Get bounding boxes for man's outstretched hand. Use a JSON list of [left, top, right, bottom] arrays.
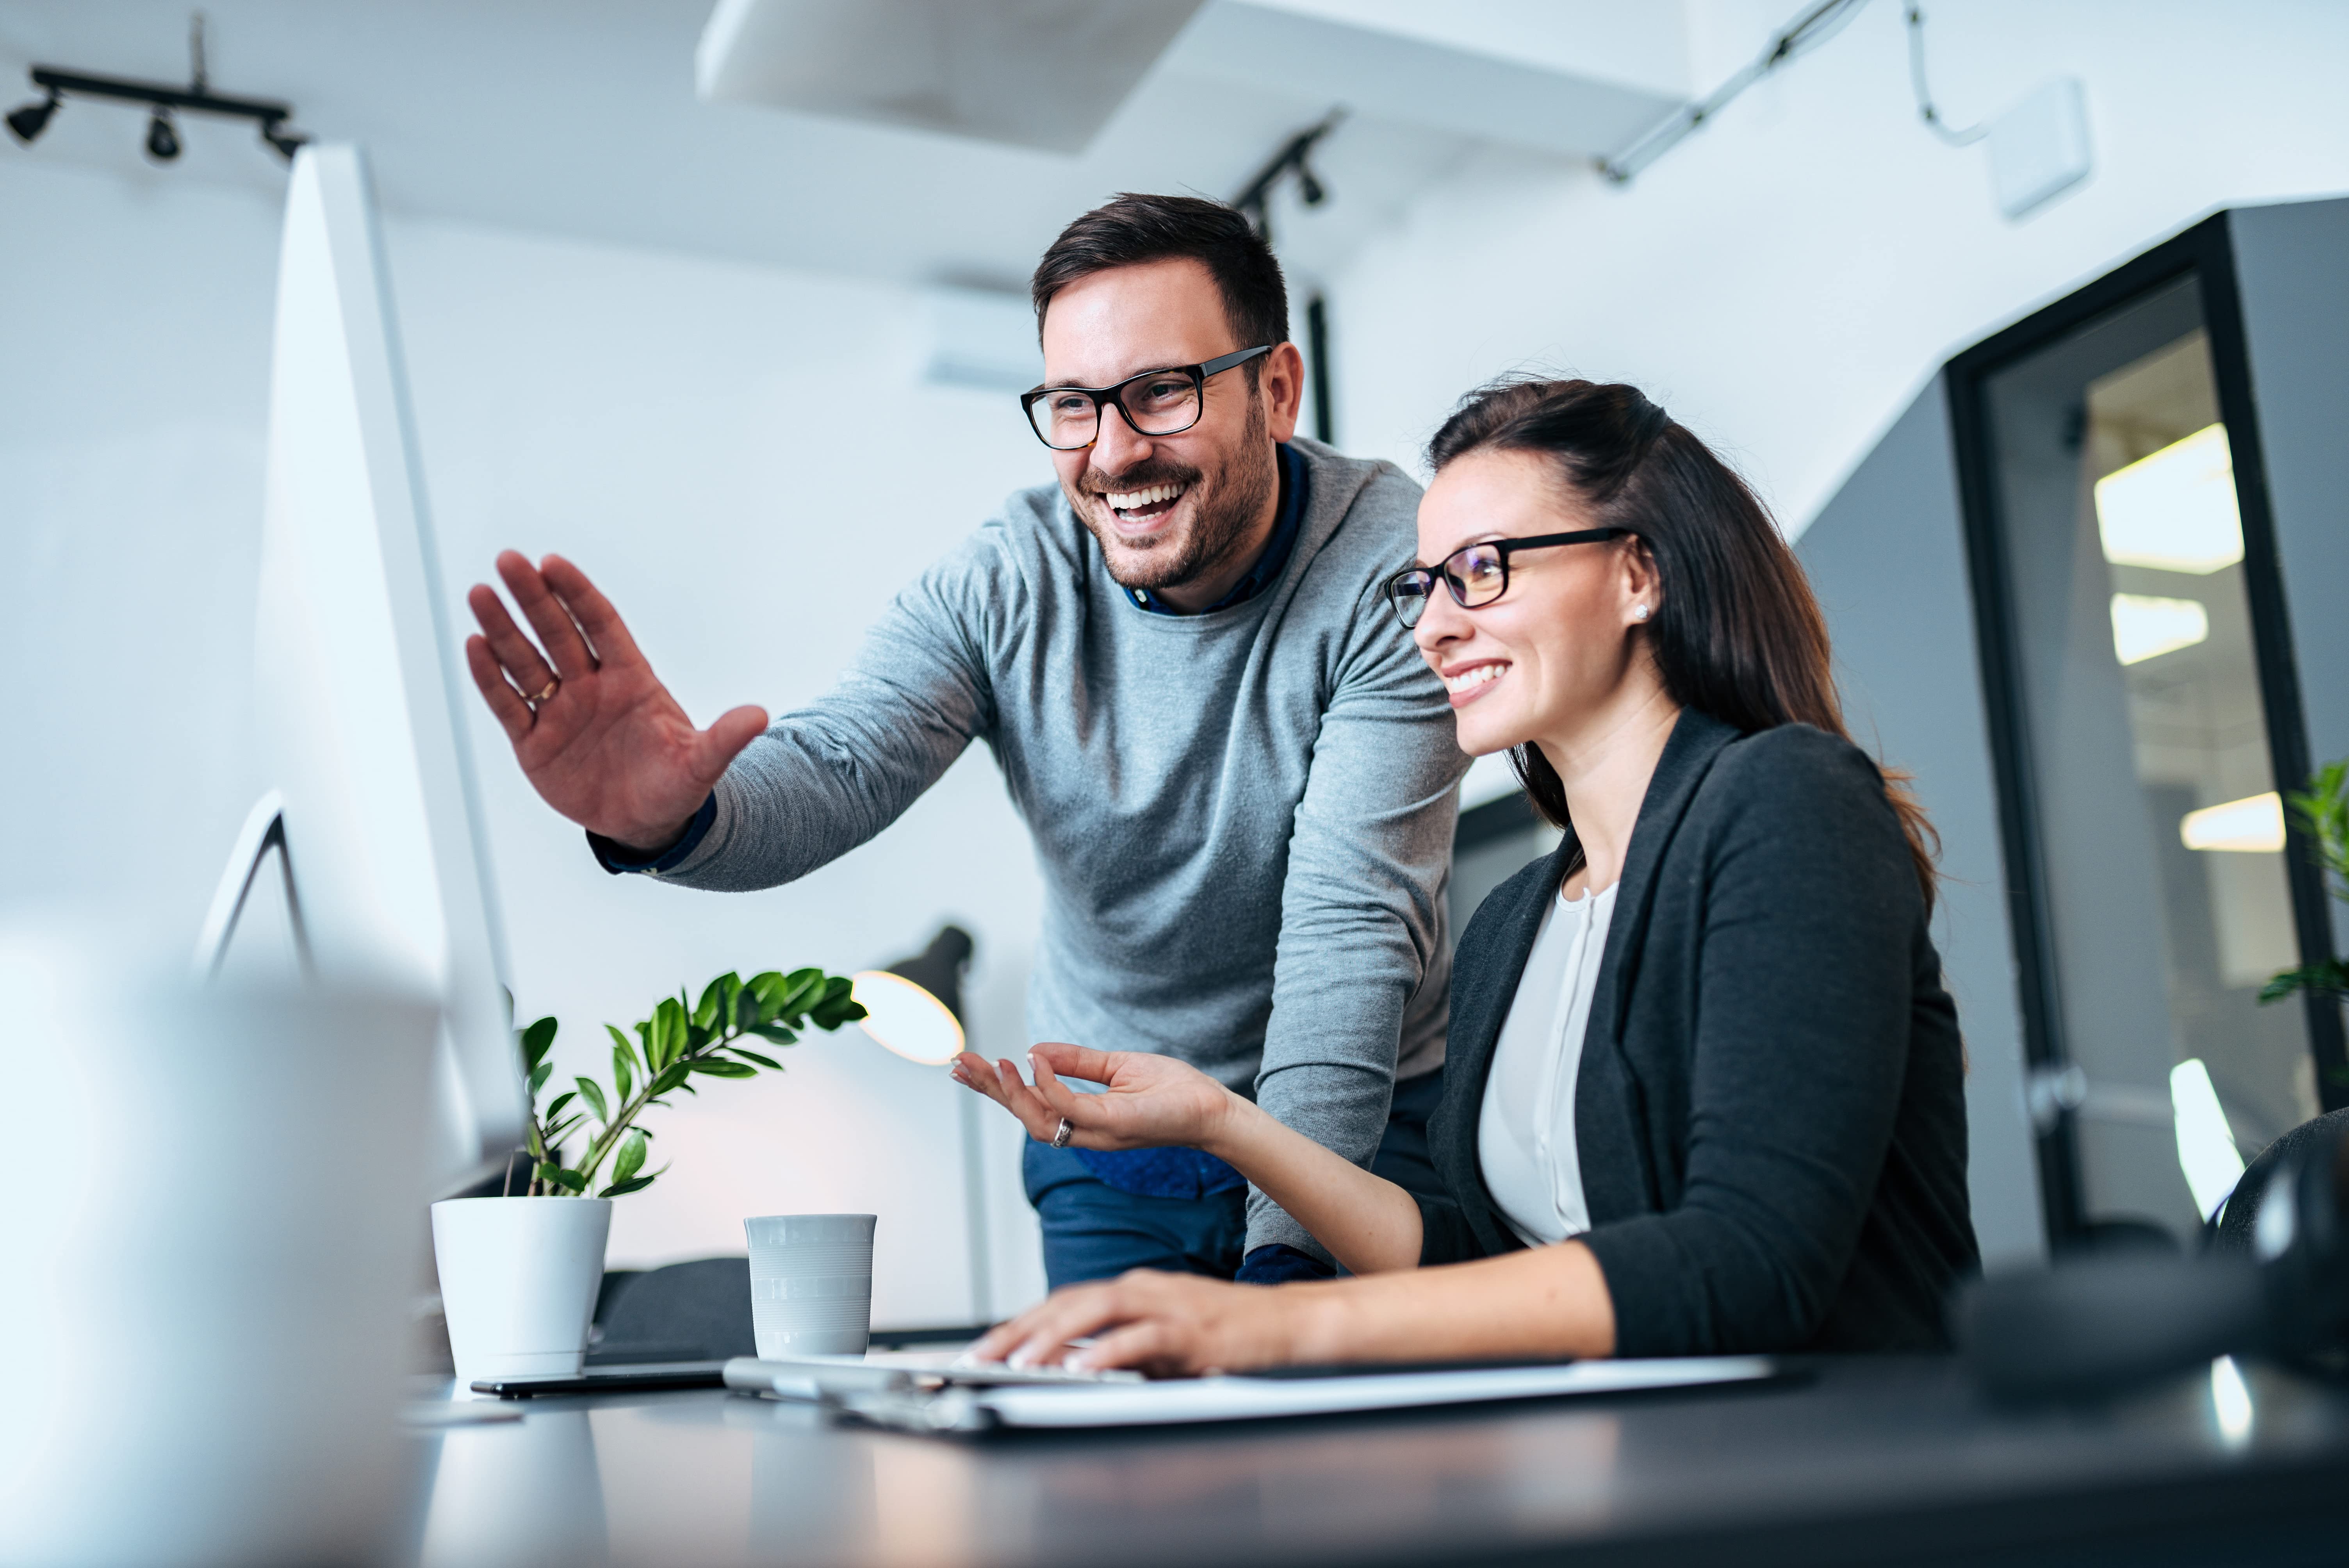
[[465, 551, 767, 853]]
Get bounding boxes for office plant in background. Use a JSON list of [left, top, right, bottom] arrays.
[[515, 966, 868, 1199], [2262, 761, 2349, 1014], [431, 966, 865, 1388]]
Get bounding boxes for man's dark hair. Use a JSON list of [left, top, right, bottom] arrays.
[[1030, 193, 1289, 369]]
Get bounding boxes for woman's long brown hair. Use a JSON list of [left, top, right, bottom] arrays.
[[1427, 378, 1941, 915]]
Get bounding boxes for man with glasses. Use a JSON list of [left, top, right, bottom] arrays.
[[464, 194, 1465, 1288]]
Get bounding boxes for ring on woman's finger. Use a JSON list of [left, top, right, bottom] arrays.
[[1051, 1117, 1074, 1149], [526, 677, 559, 705]]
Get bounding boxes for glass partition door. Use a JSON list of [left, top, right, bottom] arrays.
[[1954, 230, 2338, 1244]]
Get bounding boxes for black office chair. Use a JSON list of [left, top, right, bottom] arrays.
[[2208, 1108, 2349, 1254], [590, 1256, 757, 1363]]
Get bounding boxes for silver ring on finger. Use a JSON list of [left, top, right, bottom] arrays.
[[1050, 1117, 1073, 1149], [526, 677, 560, 706]]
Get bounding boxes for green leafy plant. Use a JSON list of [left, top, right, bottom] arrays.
[[513, 968, 866, 1199], [2261, 759, 2349, 1006]]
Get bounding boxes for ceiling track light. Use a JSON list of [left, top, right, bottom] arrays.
[[5, 86, 59, 144], [145, 106, 181, 162], [1231, 107, 1348, 245], [4, 12, 309, 165]]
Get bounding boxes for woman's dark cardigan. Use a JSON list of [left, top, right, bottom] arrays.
[[1417, 709, 1979, 1354]]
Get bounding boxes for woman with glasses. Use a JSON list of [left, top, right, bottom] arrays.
[[952, 377, 1978, 1374]]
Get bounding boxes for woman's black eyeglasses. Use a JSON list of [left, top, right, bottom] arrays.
[[1383, 529, 1630, 628], [1020, 345, 1273, 451]]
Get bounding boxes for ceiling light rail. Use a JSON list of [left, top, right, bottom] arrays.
[[1230, 106, 1347, 245], [1597, 0, 1865, 184], [5, 12, 308, 164]]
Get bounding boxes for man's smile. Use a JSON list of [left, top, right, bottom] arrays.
[[1099, 479, 1191, 535]]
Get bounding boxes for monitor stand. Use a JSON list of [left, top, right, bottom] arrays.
[[195, 789, 315, 982]]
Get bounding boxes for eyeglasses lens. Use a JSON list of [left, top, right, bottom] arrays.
[[1028, 372, 1202, 450], [1121, 372, 1201, 435], [1448, 545, 1508, 608], [1388, 571, 1435, 627], [1030, 391, 1097, 450]]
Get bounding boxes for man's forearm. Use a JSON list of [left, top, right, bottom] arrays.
[[1203, 1095, 1423, 1274]]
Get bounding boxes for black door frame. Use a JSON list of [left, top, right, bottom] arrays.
[[1944, 210, 2348, 1244]]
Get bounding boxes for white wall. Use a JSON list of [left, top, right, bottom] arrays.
[[0, 153, 1056, 1324], [1329, 0, 2349, 537]]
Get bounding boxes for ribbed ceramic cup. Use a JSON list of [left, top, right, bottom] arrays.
[[744, 1213, 877, 1357]]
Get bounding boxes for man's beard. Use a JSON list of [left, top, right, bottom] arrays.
[[1067, 401, 1278, 594]]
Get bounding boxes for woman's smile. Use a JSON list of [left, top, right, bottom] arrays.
[[1442, 659, 1510, 707]]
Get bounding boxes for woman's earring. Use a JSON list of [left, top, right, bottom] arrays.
[[1631, 604, 1650, 621]]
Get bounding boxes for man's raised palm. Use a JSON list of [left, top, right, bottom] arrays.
[[465, 551, 767, 853]]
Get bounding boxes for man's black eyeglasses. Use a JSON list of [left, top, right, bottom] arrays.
[[1021, 345, 1273, 451], [1383, 529, 1630, 628]]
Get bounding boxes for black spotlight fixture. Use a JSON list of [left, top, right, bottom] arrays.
[[1231, 106, 1348, 244], [5, 87, 59, 145], [144, 105, 180, 162], [260, 119, 307, 160], [8, 13, 307, 169]]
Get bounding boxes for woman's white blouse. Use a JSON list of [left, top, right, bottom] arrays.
[[1477, 879, 1618, 1249]]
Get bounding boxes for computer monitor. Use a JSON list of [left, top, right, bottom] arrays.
[[196, 144, 528, 1192]]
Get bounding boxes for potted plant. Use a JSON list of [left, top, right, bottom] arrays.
[[2263, 759, 2349, 1100], [432, 967, 866, 1386]]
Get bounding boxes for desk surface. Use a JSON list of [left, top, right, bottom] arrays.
[[406, 1356, 2349, 1568]]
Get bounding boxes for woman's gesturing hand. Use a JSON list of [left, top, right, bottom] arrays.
[[968, 1270, 1322, 1378], [950, 1042, 1240, 1154]]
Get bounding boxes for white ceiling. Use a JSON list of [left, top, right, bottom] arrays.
[[0, 0, 1684, 290]]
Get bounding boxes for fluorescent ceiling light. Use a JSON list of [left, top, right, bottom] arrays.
[[2170, 1057, 2246, 1221], [2108, 592, 2208, 666], [2094, 424, 2244, 574], [2180, 791, 2285, 853]]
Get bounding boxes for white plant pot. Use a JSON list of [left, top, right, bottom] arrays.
[[431, 1197, 613, 1387]]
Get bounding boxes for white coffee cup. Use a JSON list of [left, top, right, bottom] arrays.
[[744, 1213, 877, 1357]]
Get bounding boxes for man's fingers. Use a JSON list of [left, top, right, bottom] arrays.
[[539, 553, 647, 672], [497, 550, 598, 681], [468, 583, 559, 698], [692, 705, 770, 784], [465, 636, 535, 741]]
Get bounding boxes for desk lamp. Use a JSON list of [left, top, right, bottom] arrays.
[[852, 925, 973, 1065]]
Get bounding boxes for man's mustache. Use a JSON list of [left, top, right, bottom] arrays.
[[1079, 461, 1201, 497]]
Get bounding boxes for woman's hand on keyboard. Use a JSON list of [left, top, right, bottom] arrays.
[[949, 1042, 1238, 1153], [966, 1269, 1317, 1378]]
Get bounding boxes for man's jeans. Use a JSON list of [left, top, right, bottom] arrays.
[[1020, 1067, 1448, 1289]]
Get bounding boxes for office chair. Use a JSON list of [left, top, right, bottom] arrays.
[[591, 1256, 757, 1363]]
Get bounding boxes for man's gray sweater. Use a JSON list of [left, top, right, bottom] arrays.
[[649, 438, 1467, 1257]]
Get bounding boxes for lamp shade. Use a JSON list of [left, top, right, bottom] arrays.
[[851, 925, 974, 1066]]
